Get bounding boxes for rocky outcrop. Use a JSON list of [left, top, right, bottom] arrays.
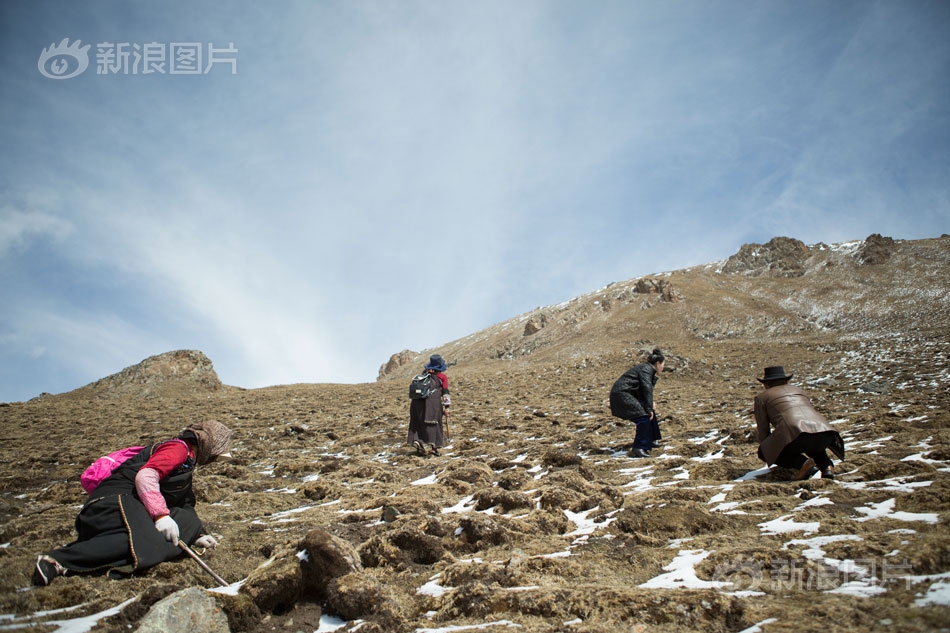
[[80, 350, 222, 398], [720, 236, 811, 277], [377, 349, 416, 380], [857, 233, 895, 265], [636, 278, 682, 302]]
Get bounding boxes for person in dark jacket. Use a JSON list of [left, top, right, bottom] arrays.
[[754, 366, 844, 480], [32, 420, 232, 586], [610, 348, 666, 458], [407, 354, 451, 456]]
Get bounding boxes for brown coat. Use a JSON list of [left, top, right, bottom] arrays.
[[754, 384, 844, 465]]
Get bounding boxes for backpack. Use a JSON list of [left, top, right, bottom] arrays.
[[80, 446, 146, 493], [409, 372, 438, 400]]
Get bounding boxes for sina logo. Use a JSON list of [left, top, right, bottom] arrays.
[[38, 39, 91, 79]]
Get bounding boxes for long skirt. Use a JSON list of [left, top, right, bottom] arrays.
[[407, 397, 444, 448], [47, 494, 203, 577]]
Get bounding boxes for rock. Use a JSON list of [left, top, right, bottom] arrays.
[[377, 349, 416, 380], [858, 233, 895, 265], [720, 236, 811, 277], [858, 381, 890, 394], [135, 587, 229, 633], [523, 319, 543, 336], [381, 505, 400, 522], [632, 278, 682, 302], [81, 350, 222, 397]]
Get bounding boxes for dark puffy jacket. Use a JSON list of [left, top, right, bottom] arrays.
[[609, 362, 658, 420]]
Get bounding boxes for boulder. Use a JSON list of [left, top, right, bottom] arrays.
[[135, 587, 229, 633]]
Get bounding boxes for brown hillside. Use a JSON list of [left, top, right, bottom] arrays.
[[1, 234, 948, 633]]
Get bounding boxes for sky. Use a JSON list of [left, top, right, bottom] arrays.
[[1, 1, 948, 402]]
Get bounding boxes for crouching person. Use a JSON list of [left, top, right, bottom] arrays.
[[32, 420, 232, 585], [754, 366, 844, 480]]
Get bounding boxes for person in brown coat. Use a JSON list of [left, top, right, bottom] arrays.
[[754, 366, 844, 480]]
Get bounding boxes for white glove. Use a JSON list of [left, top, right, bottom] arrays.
[[194, 534, 218, 549], [154, 515, 180, 543]]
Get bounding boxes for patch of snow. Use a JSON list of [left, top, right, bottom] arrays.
[[738, 618, 779, 633], [442, 495, 476, 514], [0, 597, 137, 633], [639, 549, 730, 589], [414, 620, 523, 632], [852, 498, 939, 523], [691, 450, 725, 462], [759, 515, 820, 535]]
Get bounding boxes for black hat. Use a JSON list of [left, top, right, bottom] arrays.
[[758, 366, 793, 383]]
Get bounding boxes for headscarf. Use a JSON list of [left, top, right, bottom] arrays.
[[184, 419, 233, 465]]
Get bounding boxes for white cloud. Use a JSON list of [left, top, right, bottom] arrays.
[[0, 0, 948, 400], [0, 208, 73, 256]]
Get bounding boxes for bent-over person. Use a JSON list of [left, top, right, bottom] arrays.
[[754, 366, 844, 480], [32, 420, 232, 585]]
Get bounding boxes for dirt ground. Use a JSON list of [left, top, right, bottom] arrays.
[[1, 236, 948, 632]]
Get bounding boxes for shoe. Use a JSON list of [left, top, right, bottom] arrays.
[[629, 448, 651, 458], [412, 440, 426, 456], [821, 466, 835, 480], [32, 555, 65, 586], [650, 442, 664, 449], [793, 458, 818, 481], [427, 444, 440, 456]]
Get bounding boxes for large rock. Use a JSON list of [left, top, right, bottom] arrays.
[[857, 233, 895, 265], [377, 349, 417, 380], [81, 350, 223, 397], [135, 587, 230, 633], [720, 236, 811, 277]]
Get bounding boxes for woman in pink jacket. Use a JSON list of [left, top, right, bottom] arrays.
[[33, 420, 232, 585]]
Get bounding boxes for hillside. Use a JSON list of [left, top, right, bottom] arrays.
[[0, 234, 948, 633]]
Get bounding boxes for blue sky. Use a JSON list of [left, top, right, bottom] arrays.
[[1, 1, 948, 401]]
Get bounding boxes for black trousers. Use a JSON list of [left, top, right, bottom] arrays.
[[774, 432, 836, 471]]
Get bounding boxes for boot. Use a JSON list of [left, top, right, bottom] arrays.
[[821, 465, 835, 479], [793, 458, 819, 481], [32, 555, 66, 586], [629, 448, 651, 458]]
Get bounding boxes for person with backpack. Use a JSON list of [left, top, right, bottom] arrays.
[[407, 354, 451, 456], [754, 365, 844, 480], [609, 348, 666, 458], [32, 420, 233, 586]]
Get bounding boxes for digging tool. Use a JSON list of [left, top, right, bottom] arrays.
[[443, 408, 451, 441], [178, 539, 229, 587]]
